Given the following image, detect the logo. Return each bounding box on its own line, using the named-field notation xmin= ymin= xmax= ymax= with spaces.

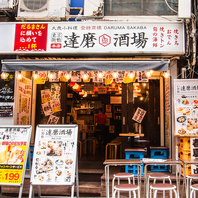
xmin=99 ymin=34 xmax=111 ymax=47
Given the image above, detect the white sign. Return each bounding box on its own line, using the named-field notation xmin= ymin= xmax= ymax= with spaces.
xmin=132 ymin=107 xmax=147 ymax=123
xmin=31 ymin=125 xmax=78 ymax=185
xmin=0 ymin=22 xmax=184 ymax=55
xmin=110 ymin=96 xmax=122 ymax=104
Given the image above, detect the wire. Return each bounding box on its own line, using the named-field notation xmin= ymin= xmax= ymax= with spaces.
xmin=164 ymin=0 xmax=178 ymax=13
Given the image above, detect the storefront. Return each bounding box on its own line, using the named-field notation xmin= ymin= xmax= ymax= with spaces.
xmin=0 ymin=21 xmax=185 ymax=160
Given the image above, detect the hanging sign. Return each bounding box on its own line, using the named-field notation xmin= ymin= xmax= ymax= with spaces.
xmin=0 ymin=106 xmax=13 ymax=117
xmin=30 ymin=124 xmax=78 ymax=185
xmin=132 ymin=107 xmax=147 ymax=123
xmin=0 ymin=125 xmax=31 ymax=185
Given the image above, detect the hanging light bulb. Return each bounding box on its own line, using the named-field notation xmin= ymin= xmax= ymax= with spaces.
xmin=83 ymin=72 xmax=89 ymax=81
xmin=48 ymin=71 xmax=54 ymax=80
xmin=98 ymin=72 xmax=103 ymax=78
xmin=129 ymin=71 xmax=135 ymax=79
xmin=65 ymin=71 xmax=71 ymax=81
xmin=145 ymin=71 xmax=152 ymax=78
xmin=33 ymin=71 xmax=38 ymax=79
xmin=163 ymin=71 xmax=170 ymax=78
xmin=1 ymin=72 xmax=8 ymax=80
xmin=113 ymin=71 xmax=118 ymax=79
xmin=17 ymin=71 xmax=23 ymax=80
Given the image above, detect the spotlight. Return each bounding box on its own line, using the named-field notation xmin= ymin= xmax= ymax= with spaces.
xmin=113 ymin=71 xmax=118 ymax=79
xmin=33 ymin=71 xmax=38 ymax=79
xmin=163 ymin=71 xmax=170 ymax=78
xmin=83 ymin=72 xmax=89 ymax=81
xmin=17 ymin=71 xmax=23 ymax=80
xmin=145 ymin=71 xmax=152 ymax=78
xmin=1 ymin=72 xmax=8 ymax=80
xmin=48 ymin=71 xmax=54 ymax=80
xmin=65 ymin=72 xmax=71 ymax=81
xmin=98 ymin=72 xmax=103 ymax=78
xmin=129 ymin=71 xmax=135 ymax=79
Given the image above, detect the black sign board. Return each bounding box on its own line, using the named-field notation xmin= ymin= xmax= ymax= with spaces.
xmin=0 ymin=73 xmax=14 ymax=102
xmin=0 ymin=105 xmax=13 ymax=117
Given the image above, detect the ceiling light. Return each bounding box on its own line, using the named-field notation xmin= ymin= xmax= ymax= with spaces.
xmin=33 ymin=71 xmax=38 ymax=79
xmin=145 ymin=71 xmax=152 ymax=78
xmin=129 ymin=71 xmax=135 ymax=79
xmin=98 ymin=72 xmax=103 ymax=78
xmin=163 ymin=71 xmax=170 ymax=78
xmin=113 ymin=71 xmax=118 ymax=79
xmin=65 ymin=72 xmax=71 ymax=81
xmin=48 ymin=71 xmax=54 ymax=80
xmin=17 ymin=71 xmax=23 ymax=80
xmin=83 ymin=72 xmax=89 ymax=81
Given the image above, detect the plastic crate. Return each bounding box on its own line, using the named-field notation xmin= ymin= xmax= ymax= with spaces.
xmin=151 ymin=164 xmax=168 ymax=171
xmin=125 ymin=163 xmax=144 ymax=176
xmin=125 ymin=151 xmax=145 ymax=160
xmin=180 ymin=150 xmax=191 ymax=160
xmin=181 ymin=164 xmax=191 ymax=177
xmin=150 ymin=149 xmax=167 ymax=159
xmin=26 ymin=146 xmax=34 ymax=169
xmin=180 ymin=137 xmax=190 ymax=150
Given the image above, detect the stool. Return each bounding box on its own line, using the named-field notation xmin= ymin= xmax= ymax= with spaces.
xmin=150 ymin=183 xmax=177 ymax=198
xmin=150 ymin=146 xmax=168 ymax=171
xmin=190 ymin=184 xmax=198 ymax=198
xmin=187 ymin=174 xmax=198 ymax=198
xmin=113 ymin=184 xmax=140 ymax=198
xmin=112 ymin=173 xmax=135 ymax=198
xmin=147 ymin=174 xmax=172 ymax=198
xmin=125 ymin=148 xmax=145 ymax=176
xmin=83 ymin=137 xmax=96 ymax=155
xmin=78 ymin=140 xmax=82 ymax=157
xmin=105 ymin=142 xmax=122 ymax=159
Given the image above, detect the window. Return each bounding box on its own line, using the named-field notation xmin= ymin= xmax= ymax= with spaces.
xmin=104 ymin=0 xmax=178 ymax=16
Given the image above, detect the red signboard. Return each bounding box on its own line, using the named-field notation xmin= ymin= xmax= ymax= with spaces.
xmin=14 ymin=24 xmax=48 ymax=51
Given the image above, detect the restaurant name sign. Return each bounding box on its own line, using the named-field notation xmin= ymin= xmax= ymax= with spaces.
xmin=0 ymin=22 xmax=184 ymax=55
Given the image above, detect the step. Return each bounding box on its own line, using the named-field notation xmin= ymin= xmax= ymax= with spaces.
xmin=79 ymin=168 xmax=104 ymax=174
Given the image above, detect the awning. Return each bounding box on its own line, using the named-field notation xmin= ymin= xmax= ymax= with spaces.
xmin=1 ymin=59 xmax=170 ymax=72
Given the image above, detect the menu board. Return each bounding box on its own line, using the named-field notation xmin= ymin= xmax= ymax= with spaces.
xmin=0 ymin=125 xmax=31 ymax=185
xmin=31 ymin=125 xmax=78 ymax=185
xmin=174 ymin=79 xmax=198 ymax=135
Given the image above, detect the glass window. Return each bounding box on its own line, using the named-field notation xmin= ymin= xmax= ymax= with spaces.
xmin=104 ymin=0 xmax=178 ymax=16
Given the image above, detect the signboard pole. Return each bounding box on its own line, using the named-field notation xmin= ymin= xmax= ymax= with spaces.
xmin=0 ymin=125 xmax=32 ymax=198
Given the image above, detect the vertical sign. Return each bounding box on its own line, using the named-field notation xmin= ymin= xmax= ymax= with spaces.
xmin=14 ymin=23 xmax=48 ymax=51
xmin=0 ymin=126 xmax=31 ymax=185
xmin=31 ymin=125 xmax=78 ymax=185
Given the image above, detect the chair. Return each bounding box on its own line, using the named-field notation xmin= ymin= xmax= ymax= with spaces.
xmin=105 ymin=141 xmax=122 ymax=159
xmin=147 ymin=173 xmax=172 ymax=198
xmin=112 ymin=172 xmax=135 ymax=198
xmin=150 ymin=183 xmax=177 ymax=198
xmin=113 ymin=184 xmax=140 ymax=198
xmin=83 ymin=137 xmax=96 ymax=155
xmin=187 ymin=174 xmax=198 ymax=198
xmin=190 ymin=184 xmax=198 ymax=198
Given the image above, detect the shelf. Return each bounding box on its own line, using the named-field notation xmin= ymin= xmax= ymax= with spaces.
xmin=74 ymin=107 xmax=94 ymax=110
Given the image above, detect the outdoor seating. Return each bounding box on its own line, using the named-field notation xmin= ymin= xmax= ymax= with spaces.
xmin=187 ymin=174 xmax=198 ymax=198
xmin=190 ymin=183 xmax=198 ymax=198
xmin=105 ymin=141 xmax=122 ymax=159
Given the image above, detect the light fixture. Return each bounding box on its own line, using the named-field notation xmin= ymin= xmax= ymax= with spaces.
xmin=163 ymin=71 xmax=170 ymax=78
xmin=113 ymin=71 xmax=118 ymax=79
xmin=17 ymin=71 xmax=23 ymax=80
xmin=129 ymin=71 xmax=135 ymax=79
xmin=140 ymin=97 xmax=144 ymax=101
xmin=145 ymin=70 xmax=152 ymax=78
xmin=83 ymin=72 xmax=89 ymax=81
xmin=33 ymin=71 xmax=38 ymax=79
xmin=48 ymin=71 xmax=54 ymax=80
xmin=65 ymin=71 xmax=71 ymax=81
xmin=1 ymin=72 xmax=8 ymax=80
xmin=98 ymin=72 xmax=103 ymax=78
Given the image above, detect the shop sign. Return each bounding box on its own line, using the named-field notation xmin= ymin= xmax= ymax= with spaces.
xmin=110 ymin=96 xmax=122 ymax=104
xmin=174 ymin=79 xmax=198 ymax=136
xmin=0 ymin=22 xmax=185 ymax=55
xmin=132 ymin=107 xmax=147 ymax=123
xmin=0 ymin=126 xmax=31 ymax=185
xmin=0 ymin=106 xmax=13 ymax=117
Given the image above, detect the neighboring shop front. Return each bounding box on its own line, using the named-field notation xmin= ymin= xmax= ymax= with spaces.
xmin=0 ymin=21 xmax=185 ymax=159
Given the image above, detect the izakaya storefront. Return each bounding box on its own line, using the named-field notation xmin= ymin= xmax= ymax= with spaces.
xmin=0 ymin=21 xmax=184 ymax=158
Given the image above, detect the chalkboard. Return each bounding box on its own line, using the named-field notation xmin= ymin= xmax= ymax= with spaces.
xmin=0 ymin=105 xmax=13 ymax=117
xmin=0 ymin=73 xmax=15 ymax=102
xmin=30 ymin=124 xmax=78 ymax=185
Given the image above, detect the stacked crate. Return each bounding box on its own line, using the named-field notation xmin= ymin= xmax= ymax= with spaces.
xmin=125 ymin=148 xmax=145 ymax=176
xmin=180 ymin=137 xmax=191 ymax=176
xmin=150 ymin=146 xmax=168 ymax=171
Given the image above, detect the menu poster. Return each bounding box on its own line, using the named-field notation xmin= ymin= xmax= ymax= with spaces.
xmin=93 ymin=72 xmax=103 ymax=83
xmin=47 ymin=115 xmax=59 ymax=124
xmin=138 ymin=71 xmax=148 ymax=82
xmin=174 ymin=79 xmax=198 ymax=135
xmin=51 ymin=99 xmax=61 ymax=113
xmin=31 ymin=125 xmax=78 ymax=185
xmin=132 ymin=107 xmax=147 ymax=123
xmin=0 ymin=126 xmax=31 ymax=185
xmin=116 ymin=71 xmax=125 ymax=83
xmin=49 ymin=72 xmax=59 ymax=82
xmin=0 ymin=72 xmax=15 ymax=102
xmin=0 ymin=105 xmax=13 ymax=117
xmin=71 ymin=71 xmax=81 ymax=82
xmin=41 ymin=89 xmax=51 ymax=103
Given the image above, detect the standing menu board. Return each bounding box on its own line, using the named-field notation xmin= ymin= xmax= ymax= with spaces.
xmin=30 ymin=124 xmax=78 ymax=185
xmin=174 ymin=79 xmax=198 ymax=135
xmin=0 ymin=125 xmax=31 ymax=185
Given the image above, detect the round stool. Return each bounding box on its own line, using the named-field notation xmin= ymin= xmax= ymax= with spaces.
xmin=112 ymin=173 xmax=135 ymax=198
xmin=113 ymin=184 xmax=140 ymax=198
xmin=105 ymin=142 xmax=121 ymax=159
xmin=150 ymin=183 xmax=177 ymax=198
xmin=190 ymin=184 xmax=198 ymax=198
xmin=188 ymin=175 xmax=198 ymax=198
xmin=147 ymin=173 xmax=172 ymax=198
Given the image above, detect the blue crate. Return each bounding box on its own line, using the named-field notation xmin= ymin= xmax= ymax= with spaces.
xmin=150 ymin=149 xmax=167 ymax=159
xmin=125 ymin=163 xmax=144 ymax=176
xmin=151 ymin=165 xmax=168 ymax=171
xmin=125 ymin=151 xmax=144 ymax=160
xmin=26 ymin=146 xmax=34 ymax=169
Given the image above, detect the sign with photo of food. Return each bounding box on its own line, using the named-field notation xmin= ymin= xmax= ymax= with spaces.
xmin=31 ymin=125 xmax=78 ymax=185
xmin=0 ymin=126 xmax=31 ymax=185
xmin=174 ymin=79 xmax=198 ymax=135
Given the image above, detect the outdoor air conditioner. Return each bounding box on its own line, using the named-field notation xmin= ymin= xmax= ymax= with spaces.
xmin=0 ymin=0 xmax=16 ymax=9
xmin=17 ymin=0 xmax=70 ymax=20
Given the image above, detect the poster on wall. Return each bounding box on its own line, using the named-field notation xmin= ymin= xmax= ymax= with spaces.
xmin=0 ymin=73 xmax=15 ymax=102
xmin=0 ymin=125 xmax=31 ymax=185
xmin=138 ymin=71 xmax=148 ymax=82
xmin=17 ymin=77 xmax=32 ymax=125
xmin=132 ymin=107 xmax=147 ymax=123
xmin=174 ymin=79 xmax=198 ymax=135
xmin=30 ymin=125 xmax=78 ymax=185
xmin=0 ymin=105 xmax=13 ymax=117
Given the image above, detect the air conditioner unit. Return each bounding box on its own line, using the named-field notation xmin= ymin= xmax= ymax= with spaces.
xmin=0 ymin=0 xmax=16 ymax=9
xmin=17 ymin=0 xmax=70 ymax=20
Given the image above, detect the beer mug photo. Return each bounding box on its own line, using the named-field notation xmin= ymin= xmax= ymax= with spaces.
xmin=0 ymin=145 xmax=7 ymax=164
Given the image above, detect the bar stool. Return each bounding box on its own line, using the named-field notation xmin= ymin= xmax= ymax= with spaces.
xmin=112 ymin=173 xmax=135 ymax=198
xmin=113 ymin=184 xmax=140 ymax=198
xmin=83 ymin=137 xmax=96 ymax=155
xmin=187 ymin=174 xmax=198 ymax=198
xmin=105 ymin=141 xmax=122 ymax=159
xmin=147 ymin=174 xmax=172 ymax=198
xmin=190 ymin=184 xmax=198 ymax=198
xmin=150 ymin=183 xmax=177 ymax=198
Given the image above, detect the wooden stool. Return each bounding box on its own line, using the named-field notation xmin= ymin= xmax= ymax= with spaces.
xmin=190 ymin=184 xmax=198 ymax=198
xmin=150 ymin=183 xmax=177 ymax=198
xmin=113 ymin=184 xmax=140 ymax=198
xmin=105 ymin=142 xmax=122 ymax=159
